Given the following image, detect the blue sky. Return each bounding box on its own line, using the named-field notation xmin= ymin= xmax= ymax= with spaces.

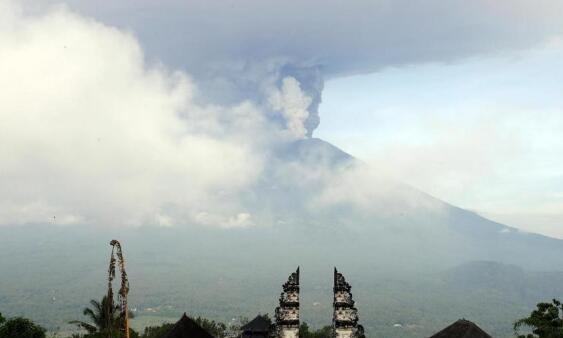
xmin=318 ymin=39 xmax=563 ymax=236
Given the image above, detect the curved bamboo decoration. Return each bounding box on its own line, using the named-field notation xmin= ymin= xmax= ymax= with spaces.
xmin=108 ymin=240 xmax=130 ymax=338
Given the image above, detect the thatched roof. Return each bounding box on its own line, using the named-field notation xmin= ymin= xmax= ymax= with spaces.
xmin=429 ymin=319 xmax=493 ymax=338
xmin=162 ymin=313 xmax=215 ymax=338
xmin=241 ymin=315 xmax=271 ymax=332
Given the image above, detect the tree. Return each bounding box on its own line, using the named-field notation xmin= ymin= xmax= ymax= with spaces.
xmin=0 ymin=316 xmax=46 ymax=338
xmin=70 ymin=295 xmax=119 ymax=335
xmin=514 ymin=299 xmax=563 ymax=338
xmin=193 ymin=317 xmax=227 ymax=338
xmin=69 ymin=295 xmax=135 ymax=338
xmin=139 ymin=318 xmax=228 ymax=338
xmin=140 ymin=323 xmax=174 ymax=338
xmin=299 ymin=322 xmax=332 ymax=338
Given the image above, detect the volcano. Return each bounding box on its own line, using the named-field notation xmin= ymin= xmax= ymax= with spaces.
xmin=0 ymin=138 xmax=562 ymax=338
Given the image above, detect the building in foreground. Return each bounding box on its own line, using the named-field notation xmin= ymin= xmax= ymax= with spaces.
xmin=162 ymin=313 xmax=215 ymax=338
xmin=241 ymin=315 xmax=272 ymax=338
xmin=429 ymin=319 xmax=493 ymax=338
xmin=270 ymin=267 xmax=366 ymax=338
xmin=163 ymin=269 xmax=492 ymax=338
xmin=274 ymin=267 xmax=300 ymax=338
xmin=332 ymin=268 xmax=365 ymax=338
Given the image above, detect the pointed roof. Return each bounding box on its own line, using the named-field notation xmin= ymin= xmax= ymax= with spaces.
xmin=241 ymin=315 xmax=272 ymax=332
xmin=429 ymin=319 xmax=492 ymax=338
xmin=282 ymin=267 xmax=300 ymax=291
xmin=162 ymin=313 xmax=216 ymax=338
xmin=334 ymin=267 xmax=352 ymax=293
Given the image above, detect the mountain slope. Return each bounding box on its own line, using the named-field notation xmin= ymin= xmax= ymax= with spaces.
xmin=0 ymin=138 xmax=562 ymax=338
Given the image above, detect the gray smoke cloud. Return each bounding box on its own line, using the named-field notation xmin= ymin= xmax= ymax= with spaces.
xmin=3 ymin=0 xmax=563 ymax=228
xmin=22 ymin=0 xmax=563 ymax=137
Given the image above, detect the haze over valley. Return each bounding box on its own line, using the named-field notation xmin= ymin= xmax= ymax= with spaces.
xmin=1 ymin=1 xmax=563 ymax=338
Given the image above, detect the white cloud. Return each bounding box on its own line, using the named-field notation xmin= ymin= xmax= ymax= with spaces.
xmin=3 ymin=0 xmax=562 ymax=235
xmin=20 ymin=0 xmax=563 ymax=140
xmin=0 ymin=2 xmax=265 ymax=227
xmin=1 ymin=1 xmax=436 ymax=229
xmin=317 ymin=40 xmax=563 ymax=236
xmin=194 ymin=211 xmax=254 ymax=229
xmin=268 ymin=157 xmax=446 ymax=220
xmin=313 ymin=164 xmax=445 ymax=217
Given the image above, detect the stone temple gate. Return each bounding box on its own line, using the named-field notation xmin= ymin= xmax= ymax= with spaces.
xmin=271 ymin=267 xmax=365 ymax=338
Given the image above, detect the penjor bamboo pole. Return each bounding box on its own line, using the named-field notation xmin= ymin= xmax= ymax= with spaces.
xmin=109 ymin=240 xmax=130 ymax=338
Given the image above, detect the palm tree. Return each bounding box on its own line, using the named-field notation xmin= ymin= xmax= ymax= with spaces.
xmin=70 ymin=295 xmax=132 ymax=336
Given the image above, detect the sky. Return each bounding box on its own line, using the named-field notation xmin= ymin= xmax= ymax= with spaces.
xmin=1 ymin=0 xmax=562 ymax=237
xmin=317 ymin=40 xmax=563 ymax=236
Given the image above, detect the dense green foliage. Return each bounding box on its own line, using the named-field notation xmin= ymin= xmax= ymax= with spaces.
xmin=299 ymin=322 xmax=332 ymax=338
xmin=514 ymin=300 xmax=563 ymax=338
xmin=69 ymin=296 xmax=120 ymax=334
xmin=0 ymin=315 xmax=46 ymax=338
xmin=130 ymin=317 xmax=231 ymax=338
xmin=193 ymin=317 xmax=227 ymax=338
xmin=141 ymin=323 xmax=174 ymax=338
xmin=8 ymin=300 xmax=563 ymax=338
xmin=69 ymin=332 xmax=139 ymax=338
xmin=139 ymin=319 xmax=227 ymax=338
xmin=69 ymin=295 xmax=138 ymax=338
xmin=68 ymin=296 xmax=231 ymax=338
xmin=3 ymin=226 xmax=563 ymax=338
